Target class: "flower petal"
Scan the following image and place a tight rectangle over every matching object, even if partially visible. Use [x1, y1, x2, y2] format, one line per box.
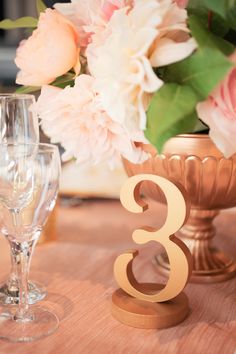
[150, 37, 197, 67]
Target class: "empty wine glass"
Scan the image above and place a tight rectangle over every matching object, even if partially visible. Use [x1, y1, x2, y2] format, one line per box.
[0, 94, 38, 144]
[0, 143, 61, 342]
[0, 93, 46, 305]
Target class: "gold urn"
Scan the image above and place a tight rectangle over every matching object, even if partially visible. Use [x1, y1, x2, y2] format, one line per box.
[123, 134, 236, 283]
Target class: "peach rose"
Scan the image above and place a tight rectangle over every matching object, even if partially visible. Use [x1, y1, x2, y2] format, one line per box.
[197, 52, 236, 158]
[15, 9, 80, 86]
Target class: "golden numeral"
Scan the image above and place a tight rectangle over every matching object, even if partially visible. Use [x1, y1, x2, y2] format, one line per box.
[114, 174, 192, 302]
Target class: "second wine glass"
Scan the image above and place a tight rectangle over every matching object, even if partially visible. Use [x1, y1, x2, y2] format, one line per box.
[0, 93, 46, 305]
[0, 143, 61, 342]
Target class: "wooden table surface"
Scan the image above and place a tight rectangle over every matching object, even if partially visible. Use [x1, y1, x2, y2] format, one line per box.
[0, 198, 235, 354]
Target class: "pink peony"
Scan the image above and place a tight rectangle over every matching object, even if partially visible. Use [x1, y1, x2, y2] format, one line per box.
[197, 52, 236, 157]
[15, 9, 80, 86]
[54, 0, 131, 48]
[36, 75, 147, 166]
[102, 0, 126, 21]
[174, 0, 188, 8]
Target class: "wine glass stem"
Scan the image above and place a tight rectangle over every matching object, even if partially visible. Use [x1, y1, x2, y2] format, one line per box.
[8, 239, 37, 320]
[9, 249, 18, 286]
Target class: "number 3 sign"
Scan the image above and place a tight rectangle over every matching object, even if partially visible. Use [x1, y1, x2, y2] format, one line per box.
[111, 174, 193, 329]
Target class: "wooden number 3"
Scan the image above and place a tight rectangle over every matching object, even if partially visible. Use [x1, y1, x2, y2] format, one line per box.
[114, 174, 192, 303]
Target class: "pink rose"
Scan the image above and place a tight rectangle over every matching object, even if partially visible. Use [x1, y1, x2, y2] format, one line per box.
[197, 52, 236, 157]
[15, 9, 80, 86]
[175, 0, 188, 8]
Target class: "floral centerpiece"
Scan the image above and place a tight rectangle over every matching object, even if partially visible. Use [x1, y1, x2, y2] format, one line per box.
[1, 0, 236, 166]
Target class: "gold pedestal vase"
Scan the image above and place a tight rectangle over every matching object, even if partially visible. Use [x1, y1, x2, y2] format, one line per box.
[123, 135, 236, 283]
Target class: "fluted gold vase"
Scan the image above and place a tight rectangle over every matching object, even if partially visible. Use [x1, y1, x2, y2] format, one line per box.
[123, 135, 236, 283]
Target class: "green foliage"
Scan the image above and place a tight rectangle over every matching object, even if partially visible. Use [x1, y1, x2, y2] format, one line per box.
[51, 73, 75, 89]
[193, 119, 208, 133]
[0, 1, 46, 31]
[227, 3, 236, 29]
[225, 29, 236, 46]
[188, 15, 234, 55]
[0, 17, 38, 29]
[188, 5, 229, 37]
[201, 0, 236, 19]
[210, 13, 229, 36]
[36, 0, 47, 16]
[188, 0, 236, 30]
[145, 84, 199, 152]
[15, 73, 75, 94]
[164, 48, 232, 99]
[15, 86, 40, 94]
[168, 16, 233, 90]
[146, 13, 234, 153]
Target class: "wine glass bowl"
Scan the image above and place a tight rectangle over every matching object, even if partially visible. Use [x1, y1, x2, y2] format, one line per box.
[0, 94, 39, 144]
[0, 146, 35, 212]
[0, 143, 61, 342]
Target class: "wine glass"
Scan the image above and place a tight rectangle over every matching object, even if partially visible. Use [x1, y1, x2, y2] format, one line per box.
[0, 143, 61, 342]
[0, 93, 46, 305]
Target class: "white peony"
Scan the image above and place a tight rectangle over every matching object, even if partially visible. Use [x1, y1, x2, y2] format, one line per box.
[87, 0, 196, 132]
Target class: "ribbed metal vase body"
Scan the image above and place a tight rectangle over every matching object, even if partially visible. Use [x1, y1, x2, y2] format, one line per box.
[123, 135, 236, 283]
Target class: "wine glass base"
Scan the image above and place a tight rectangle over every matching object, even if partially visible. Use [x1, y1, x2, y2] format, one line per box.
[0, 281, 46, 305]
[0, 307, 59, 342]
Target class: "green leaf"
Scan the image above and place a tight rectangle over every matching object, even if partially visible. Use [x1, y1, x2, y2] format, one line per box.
[201, 0, 236, 18]
[145, 84, 199, 153]
[0, 17, 38, 29]
[188, 0, 206, 10]
[36, 0, 47, 16]
[202, 0, 236, 30]
[210, 13, 230, 36]
[227, 3, 236, 29]
[193, 119, 209, 133]
[51, 73, 75, 89]
[201, 0, 228, 17]
[15, 86, 40, 94]
[164, 47, 233, 99]
[15, 73, 75, 95]
[188, 0, 236, 30]
[225, 28, 236, 46]
[189, 15, 234, 55]
[188, 7, 229, 37]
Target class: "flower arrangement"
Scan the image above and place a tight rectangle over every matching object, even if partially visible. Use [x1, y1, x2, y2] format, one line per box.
[1, 0, 236, 166]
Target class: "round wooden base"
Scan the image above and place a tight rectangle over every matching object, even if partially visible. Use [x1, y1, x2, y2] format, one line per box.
[111, 284, 190, 329]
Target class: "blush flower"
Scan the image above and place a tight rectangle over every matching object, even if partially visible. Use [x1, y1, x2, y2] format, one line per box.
[36, 75, 147, 166]
[196, 52, 236, 158]
[174, 0, 188, 8]
[88, 0, 196, 133]
[15, 9, 80, 86]
[54, 0, 131, 48]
